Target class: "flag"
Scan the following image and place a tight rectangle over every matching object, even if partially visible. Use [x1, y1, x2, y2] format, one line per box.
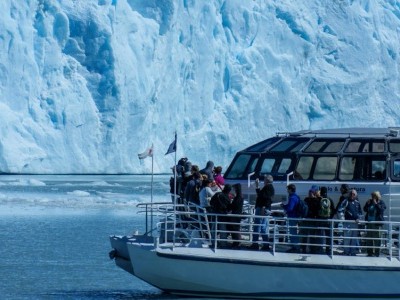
[165, 133, 177, 155]
[138, 145, 153, 160]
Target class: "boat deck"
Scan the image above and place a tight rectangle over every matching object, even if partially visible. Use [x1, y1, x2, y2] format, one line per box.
[138, 202, 400, 263]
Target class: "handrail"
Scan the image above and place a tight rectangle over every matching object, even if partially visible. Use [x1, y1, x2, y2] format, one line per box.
[141, 201, 400, 260]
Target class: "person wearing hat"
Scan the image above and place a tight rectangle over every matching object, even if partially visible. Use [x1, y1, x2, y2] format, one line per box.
[250, 175, 275, 251]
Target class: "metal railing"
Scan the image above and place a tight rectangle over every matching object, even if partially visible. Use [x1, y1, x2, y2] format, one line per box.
[139, 202, 400, 260]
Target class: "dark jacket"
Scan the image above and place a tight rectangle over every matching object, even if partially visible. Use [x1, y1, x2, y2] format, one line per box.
[338, 198, 362, 221]
[184, 178, 201, 204]
[336, 194, 346, 213]
[255, 184, 274, 210]
[210, 192, 231, 215]
[304, 196, 320, 218]
[363, 199, 386, 223]
[200, 161, 215, 181]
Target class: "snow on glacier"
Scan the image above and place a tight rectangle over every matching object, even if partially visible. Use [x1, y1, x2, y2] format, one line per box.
[0, 0, 400, 174]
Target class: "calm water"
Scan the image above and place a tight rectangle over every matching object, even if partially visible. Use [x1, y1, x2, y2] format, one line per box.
[0, 175, 215, 300]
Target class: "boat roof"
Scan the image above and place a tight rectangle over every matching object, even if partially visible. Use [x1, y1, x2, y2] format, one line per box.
[279, 127, 400, 138]
[242, 127, 400, 153]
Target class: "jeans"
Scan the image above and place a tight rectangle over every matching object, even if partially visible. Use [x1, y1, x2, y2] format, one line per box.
[252, 207, 269, 243]
[343, 221, 359, 255]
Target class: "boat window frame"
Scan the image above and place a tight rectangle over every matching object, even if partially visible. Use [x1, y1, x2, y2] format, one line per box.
[303, 139, 346, 153]
[344, 139, 386, 153]
[269, 137, 310, 153]
[295, 155, 338, 181]
[338, 154, 387, 181]
[389, 139, 400, 153]
[255, 154, 296, 181]
[223, 153, 259, 179]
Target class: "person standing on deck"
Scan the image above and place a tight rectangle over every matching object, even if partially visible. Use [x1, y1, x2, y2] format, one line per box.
[210, 184, 233, 248]
[336, 184, 349, 217]
[337, 189, 363, 256]
[364, 191, 386, 257]
[282, 184, 301, 252]
[200, 161, 215, 181]
[229, 183, 244, 249]
[318, 186, 336, 254]
[300, 186, 320, 254]
[250, 175, 274, 251]
[213, 166, 225, 189]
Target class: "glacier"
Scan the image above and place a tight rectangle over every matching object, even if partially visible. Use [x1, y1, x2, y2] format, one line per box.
[1, 0, 400, 174]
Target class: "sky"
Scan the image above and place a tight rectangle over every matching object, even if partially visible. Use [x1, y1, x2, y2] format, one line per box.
[1, 0, 400, 174]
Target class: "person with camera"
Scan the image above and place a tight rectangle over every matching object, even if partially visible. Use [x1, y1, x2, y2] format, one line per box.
[250, 175, 275, 251]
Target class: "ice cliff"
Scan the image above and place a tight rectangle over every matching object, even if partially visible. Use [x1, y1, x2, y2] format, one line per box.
[1, 0, 400, 173]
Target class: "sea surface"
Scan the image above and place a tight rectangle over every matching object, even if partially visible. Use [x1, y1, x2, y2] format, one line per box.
[0, 175, 219, 300]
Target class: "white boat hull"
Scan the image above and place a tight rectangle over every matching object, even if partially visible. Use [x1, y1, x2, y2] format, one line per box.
[126, 239, 400, 299]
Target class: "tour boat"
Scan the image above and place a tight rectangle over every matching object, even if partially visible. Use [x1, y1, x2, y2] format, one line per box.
[109, 128, 400, 299]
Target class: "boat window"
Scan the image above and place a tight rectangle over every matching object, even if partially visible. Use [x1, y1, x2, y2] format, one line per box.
[393, 160, 400, 178]
[223, 154, 253, 179]
[245, 137, 281, 152]
[389, 140, 400, 153]
[296, 156, 313, 180]
[313, 157, 338, 180]
[339, 157, 356, 180]
[304, 141, 325, 152]
[260, 158, 275, 174]
[339, 156, 386, 181]
[344, 140, 385, 153]
[249, 157, 259, 174]
[270, 138, 309, 152]
[290, 141, 308, 152]
[304, 140, 344, 153]
[277, 158, 292, 174]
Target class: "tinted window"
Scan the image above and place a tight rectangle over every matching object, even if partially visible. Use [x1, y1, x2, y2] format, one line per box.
[270, 138, 309, 152]
[325, 141, 345, 152]
[296, 156, 313, 180]
[278, 158, 292, 174]
[304, 140, 344, 153]
[339, 157, 355, 180]
[313, 157, 338, 180]
[224, 154, 252, 179]
[304, 141, 325, 152]
[260, 158, 275, 174]
[339, 156, 386, 180]
[393, 160, 400, 178]
[389, 140, 400, 153]
[245, 137, 281, 152]
[270, 140, 298, 152]
[344, 140, 385, 153]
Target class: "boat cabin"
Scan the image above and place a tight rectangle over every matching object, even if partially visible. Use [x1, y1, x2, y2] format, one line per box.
[224, 128, 400, 220]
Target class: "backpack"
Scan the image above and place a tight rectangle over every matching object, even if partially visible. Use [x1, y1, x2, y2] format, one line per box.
[295, 196, 309, 218]
[210, 192, 230, 214]
[319, 198, 331, 218]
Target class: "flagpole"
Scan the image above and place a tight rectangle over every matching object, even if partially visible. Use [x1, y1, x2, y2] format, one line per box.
[150, 143, 154, 237]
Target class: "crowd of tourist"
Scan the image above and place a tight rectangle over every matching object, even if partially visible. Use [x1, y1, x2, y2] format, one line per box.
[169, 157, 387, 256]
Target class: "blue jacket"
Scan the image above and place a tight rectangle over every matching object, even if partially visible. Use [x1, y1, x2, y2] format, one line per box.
[338, 198, 362, 220]
[283, 193, 300, 218]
